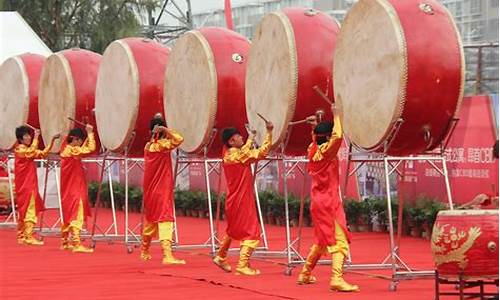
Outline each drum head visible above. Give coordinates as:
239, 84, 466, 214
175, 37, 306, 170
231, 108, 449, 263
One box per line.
334, 0, 406, 150
95, 40, 139, 152
0, 57, 29, 150
164, 31, 217, 154
38, 53, 76, 152
246, 12, 297, 149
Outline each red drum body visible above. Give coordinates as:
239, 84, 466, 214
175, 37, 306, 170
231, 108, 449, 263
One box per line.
246, 8, 339, 156
95, 38, 170, 156
334, 0, 464, 156
431, 210, 499, 278
0, 53, 46, 150
38, 49, 101, 153
164, 27, 249, 157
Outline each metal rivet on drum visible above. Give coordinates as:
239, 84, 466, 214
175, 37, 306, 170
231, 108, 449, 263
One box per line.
304, 8, 318, 16
419, 3, 434, 15
488, 241, 497, 252
232, 53, 244, 63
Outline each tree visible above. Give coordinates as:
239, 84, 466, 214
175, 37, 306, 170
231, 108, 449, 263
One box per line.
0, 0, 162, 53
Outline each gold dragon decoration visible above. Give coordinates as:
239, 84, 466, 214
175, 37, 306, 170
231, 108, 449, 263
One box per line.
431, 223, 482, 269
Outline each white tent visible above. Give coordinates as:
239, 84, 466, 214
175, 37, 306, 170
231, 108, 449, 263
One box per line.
0, 11, 52, 64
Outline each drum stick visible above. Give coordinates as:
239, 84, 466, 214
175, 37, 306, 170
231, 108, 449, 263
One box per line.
25, 123, 37, 130
67, 116, 86, 127
289, 119, 308, 126
313, 85, 333, 105
256, 112, 270, 123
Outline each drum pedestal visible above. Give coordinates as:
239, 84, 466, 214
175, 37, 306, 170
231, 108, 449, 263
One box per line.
435, 271, 499, 300
0, 153, 16, 228
340, 118, 460, 291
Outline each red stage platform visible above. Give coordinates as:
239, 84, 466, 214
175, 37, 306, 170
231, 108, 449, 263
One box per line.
0, 211, 492, 299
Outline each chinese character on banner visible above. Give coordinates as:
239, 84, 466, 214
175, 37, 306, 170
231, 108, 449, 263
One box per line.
399, 96, 499, 204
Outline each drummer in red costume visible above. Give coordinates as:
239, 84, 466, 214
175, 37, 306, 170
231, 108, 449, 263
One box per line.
212, 121, 273, 276
296, 104, 359, 292
59, 124, 96, 253
140, 116, 186, 265
14, 126, 59, 245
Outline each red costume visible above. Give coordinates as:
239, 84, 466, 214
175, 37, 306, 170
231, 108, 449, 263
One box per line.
297, 115, 359, 292
14, 138, 47, 221
140, 128, 186, 265
213, 132, 272, 276
14, 137, 51, 245
307, 135, 350, 247
59, 132, 96, 253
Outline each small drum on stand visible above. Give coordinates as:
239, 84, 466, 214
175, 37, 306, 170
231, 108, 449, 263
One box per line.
0, 53, 46, 150
432, 209, 499, 299
334, 0, 464, 156
245, 8, 340, 156
38, 48, 102, 152
95, 38, 170, 156
432, 209, 499, 278
164, 27, 250, 157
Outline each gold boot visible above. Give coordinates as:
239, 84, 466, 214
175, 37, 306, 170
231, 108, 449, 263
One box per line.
140, 235, 153, 261
297, 244, 325, 284
330, 252, 359, 292
213, 235, 232, 272
60, 225, 73, 250
235, 242, 260, 276
161, 240, 186, 265
16, 222, 25, 244
71, 227, 94, 253
23, 222, 44, 246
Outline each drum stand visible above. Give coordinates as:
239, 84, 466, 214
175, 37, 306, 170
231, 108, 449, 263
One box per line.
435, 271, 499, 300
171, 129, 269, 254
86, 156, 121, 247
0, 153, 17, 228
38, 157, 64, 236
342, 118, 459, 291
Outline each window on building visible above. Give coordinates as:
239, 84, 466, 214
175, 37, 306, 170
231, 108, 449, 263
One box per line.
470, 0, 481, 14
490, 0, 499, 8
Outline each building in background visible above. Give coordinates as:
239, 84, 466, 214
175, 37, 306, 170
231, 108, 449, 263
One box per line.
442, 0, 498, 95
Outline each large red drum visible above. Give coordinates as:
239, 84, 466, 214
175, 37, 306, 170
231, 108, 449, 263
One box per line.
245, 8, 339, 156
164, 27, 249, 157
334, 0, 464, 156
431, 210, 499, 278
95, 38, 169, 156
38, 49, 101, 153
0, 53, 46, 150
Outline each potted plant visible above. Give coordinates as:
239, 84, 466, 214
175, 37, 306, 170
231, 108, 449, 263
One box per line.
420, 196, 446, 239
359, 198, 376, 232
343, 199, 362, 232
408, 205, 425, 237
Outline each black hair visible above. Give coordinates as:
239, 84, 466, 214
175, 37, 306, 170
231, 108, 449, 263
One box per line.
150, 116, 167, 138
15, 126, 31, 142
222, 127, 240, 147
67, 128, 86, 143
494, 140, 499, 159
150, 116, 166, 132
314, 122, 333, 145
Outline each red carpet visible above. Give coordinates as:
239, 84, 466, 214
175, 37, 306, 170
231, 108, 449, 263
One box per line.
0, 210, 491, 299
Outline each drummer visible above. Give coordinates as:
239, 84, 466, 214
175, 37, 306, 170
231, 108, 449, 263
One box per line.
14, 125, 59, 245
139, 114, 186, 265
59, 124, 96, 253
296, 104, 359, 292
212, 121, 273, 276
